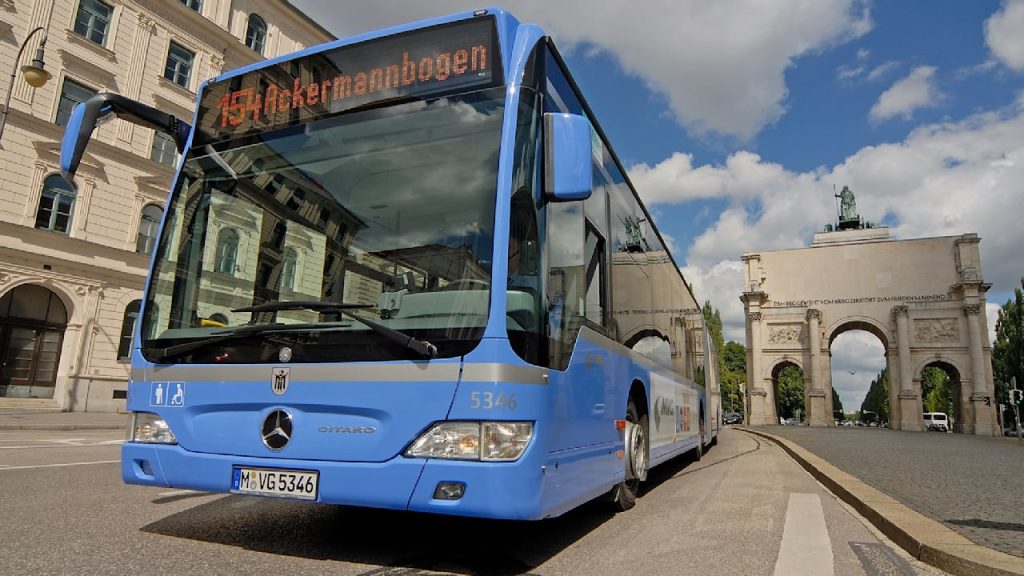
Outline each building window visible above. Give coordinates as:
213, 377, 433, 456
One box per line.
281, 248, 297, 292
137, 204, 163, 255
117, 300, 141, 362
56, 78, 97, 126
35, 175, 77, 234
245, 14, 267, 55
181, 0, 202, 12
73, 0, 113, 46
151, 131, 177, 167
164, 42, 194, 88
215, 228, 239, 275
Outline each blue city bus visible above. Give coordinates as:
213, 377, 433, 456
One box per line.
60, 8, 719, 520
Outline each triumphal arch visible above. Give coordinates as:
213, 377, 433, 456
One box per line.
740, 189, 998, 435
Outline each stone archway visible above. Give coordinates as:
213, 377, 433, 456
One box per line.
740, 229, 998, 435
915, 358, 965, 433
769, 360, 806, 424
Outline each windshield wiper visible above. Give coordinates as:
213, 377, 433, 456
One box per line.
233, 300, 438, 358
150, 321, 342, 363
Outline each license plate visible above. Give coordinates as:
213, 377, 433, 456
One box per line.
231, 467, 319, 500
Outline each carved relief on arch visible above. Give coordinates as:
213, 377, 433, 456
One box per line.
913, 318, 960, 344
767, 324, 804, 345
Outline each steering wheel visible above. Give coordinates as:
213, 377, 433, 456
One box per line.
441, 279, 491, 291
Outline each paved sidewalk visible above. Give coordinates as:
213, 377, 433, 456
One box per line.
745, 425, 1024, 576
0, 408, 129, 431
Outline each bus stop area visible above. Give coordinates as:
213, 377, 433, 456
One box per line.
745, 425, 1024, 576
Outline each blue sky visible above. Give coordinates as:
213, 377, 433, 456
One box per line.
292, 1, 1024, 410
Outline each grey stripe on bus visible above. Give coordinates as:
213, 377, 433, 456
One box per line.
135, 363, 548, 385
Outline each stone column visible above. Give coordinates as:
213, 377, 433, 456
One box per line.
893, 306, 921, 430
806, 309, 828, 426
747, 311, 768, 425
964, 304, 997, 435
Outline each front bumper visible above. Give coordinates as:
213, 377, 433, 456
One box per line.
122, 443, 546, 519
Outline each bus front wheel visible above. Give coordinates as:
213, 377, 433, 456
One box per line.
610, 398, 647, 511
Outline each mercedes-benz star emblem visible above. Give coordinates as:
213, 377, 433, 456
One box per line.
261, 409, 293, 450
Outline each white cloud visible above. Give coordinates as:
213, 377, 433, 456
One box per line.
866, 61, 900, 82
869, 66, 942, 122
985, 0, 1024, 71
830, 331, 886, 410
292, 0, 871, 140
633, 101, 1024, 346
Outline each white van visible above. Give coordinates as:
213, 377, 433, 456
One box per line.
923, 412, 949, 432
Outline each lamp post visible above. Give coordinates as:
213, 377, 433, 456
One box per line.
0, 26, 52, 142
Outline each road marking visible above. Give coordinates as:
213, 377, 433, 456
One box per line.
0, 441, 123, 449
773, 493, 834, 576
0, 460, 119, 471
158, 490, 200, 497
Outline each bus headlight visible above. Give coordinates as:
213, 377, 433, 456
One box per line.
406, 422, 532, 461
131, 412, 177, 444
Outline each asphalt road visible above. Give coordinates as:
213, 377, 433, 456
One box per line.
764, 425, 1024, 558
0, 428, 947, 575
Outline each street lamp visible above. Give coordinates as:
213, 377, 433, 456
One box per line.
0, 26, 51, 141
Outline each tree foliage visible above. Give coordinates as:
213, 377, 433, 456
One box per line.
993, 278, 1024, 420
921, 366, 952, 415
860, 369, 889, 422
703, 302, 747, 417
832, 386, 844, 414
776, 365, 805, 420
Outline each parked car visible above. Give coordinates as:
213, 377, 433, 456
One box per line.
783, 418, 801, 426
1005, 424, 1022, 437
723, 412, 743, 425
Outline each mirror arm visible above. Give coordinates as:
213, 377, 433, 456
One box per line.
61, 92, 195, 183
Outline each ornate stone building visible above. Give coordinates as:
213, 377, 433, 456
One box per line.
0, 0, 332, 411
741, 227, 997, 436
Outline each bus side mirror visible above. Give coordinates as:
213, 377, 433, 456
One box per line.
60, 98, 110, 184
61, 92, 191, 184
544, 112, 592, 202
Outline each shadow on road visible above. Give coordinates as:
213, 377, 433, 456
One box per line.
140, 447, 714, 574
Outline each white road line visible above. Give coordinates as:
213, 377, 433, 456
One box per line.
773, 492, 834, 576
0, 460, 119, 471
158, 490, 200, 497
0, 442, 123, 450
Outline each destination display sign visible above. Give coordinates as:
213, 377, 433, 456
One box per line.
196, 16, 501, 143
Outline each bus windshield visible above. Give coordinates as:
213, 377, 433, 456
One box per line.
141, 86, 505, 363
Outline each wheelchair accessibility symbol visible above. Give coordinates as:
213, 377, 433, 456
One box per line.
151, 382, 186, 407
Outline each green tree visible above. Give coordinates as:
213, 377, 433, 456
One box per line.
860, 369, 889, 422
920, 367, 952, 415
832, 386, 845, 415
993, 278, 1023, 421
722, 341, 746, 375
776, 365, 805, 420
701, 302, 747, 418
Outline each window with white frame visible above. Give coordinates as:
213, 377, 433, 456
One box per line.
164, 41, 194, 88
215, 228, 239, 275
245, 14, 267, 55
117, 300, 141, 361
56, 78, 97, 126
151, 131, 177, 167
35, 174, 77, 234
73, 0, 113, 46
137, 204, 163, 255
